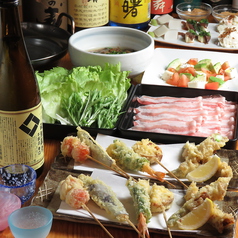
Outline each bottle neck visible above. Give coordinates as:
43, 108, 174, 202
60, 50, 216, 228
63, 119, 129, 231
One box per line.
0, 0, 21, 38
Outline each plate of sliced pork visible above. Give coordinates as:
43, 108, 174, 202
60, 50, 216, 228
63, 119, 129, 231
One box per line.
118, 84, 238, 149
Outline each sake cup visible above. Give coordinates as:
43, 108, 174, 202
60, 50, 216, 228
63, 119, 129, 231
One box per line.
0, 164, 36, 204
0, 191, 21, 231
8, 206, 53, 238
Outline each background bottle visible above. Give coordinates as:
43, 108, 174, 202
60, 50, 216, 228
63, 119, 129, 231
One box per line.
109, 0, 151, 30
0, 0, 44, 177
68, 0, 109, 31
21, 0, 68, 30
151, 0, 173, 17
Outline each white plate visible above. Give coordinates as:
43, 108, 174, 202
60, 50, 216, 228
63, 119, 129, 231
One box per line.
148, 15, 238, 51
141, 48, 238, 91
57, 169, 184, 230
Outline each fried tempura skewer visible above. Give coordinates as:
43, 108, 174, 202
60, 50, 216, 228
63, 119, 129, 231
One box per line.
126, 177, 152, 238
137, 179, 174, 238
79, 174, 142, 237
106, 139, 175, 186
61, 134, 130, 179
59, 175, 115, 238
132, 139, 187, 188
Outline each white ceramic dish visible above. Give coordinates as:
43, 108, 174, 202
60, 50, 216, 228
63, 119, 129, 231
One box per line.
148, 15, 238, 51
141, 48, 238, 91
69, 26, 155, 76
57, 169, 184, 231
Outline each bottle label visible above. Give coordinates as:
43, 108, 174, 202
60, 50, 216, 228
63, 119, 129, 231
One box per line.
0, 103, 44, 171
109, 0, 150, 25
22, 0, 68, 30
68, 0, 109, 28
151, 0, 173, 14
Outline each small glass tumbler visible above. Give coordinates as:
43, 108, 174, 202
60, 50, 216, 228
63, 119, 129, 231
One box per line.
0, 164, 36, 204
8, 206, 53, 238
0, 191, 21, 231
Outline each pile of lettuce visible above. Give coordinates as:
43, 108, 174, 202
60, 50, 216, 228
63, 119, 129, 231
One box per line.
36, 63, 131, 129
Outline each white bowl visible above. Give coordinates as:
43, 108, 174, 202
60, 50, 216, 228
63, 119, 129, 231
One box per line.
68, 26, 155, 77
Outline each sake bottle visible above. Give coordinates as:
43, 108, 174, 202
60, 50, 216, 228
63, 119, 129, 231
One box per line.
0, 0, 44, 176
109, 0, 151, 30
68, 0, 109, 31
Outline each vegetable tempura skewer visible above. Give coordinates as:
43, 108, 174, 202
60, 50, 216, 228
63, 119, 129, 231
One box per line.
137, 179, 174, 238
59, 175, 114, 238
106, 139, 173, 186
132, 139, 188, 188
79, 174, 141, 237
126, 177, 152, 238
76, 127, 130, 178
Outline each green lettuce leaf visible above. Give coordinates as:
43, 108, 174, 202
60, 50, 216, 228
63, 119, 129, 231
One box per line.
35, 63, 131, 128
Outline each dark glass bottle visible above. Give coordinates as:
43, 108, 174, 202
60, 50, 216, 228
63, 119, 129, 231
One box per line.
0, 0, 44, 177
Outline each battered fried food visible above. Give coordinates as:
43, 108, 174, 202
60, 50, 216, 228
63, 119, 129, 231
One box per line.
132, 139, 163, 164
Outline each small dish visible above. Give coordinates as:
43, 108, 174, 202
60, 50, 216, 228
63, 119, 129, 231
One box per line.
212, 4, 238, 22
8, 206, 53, 238
176, 2, 212, 21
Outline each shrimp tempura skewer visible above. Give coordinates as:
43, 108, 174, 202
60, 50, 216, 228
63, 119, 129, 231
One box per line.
61, 134, 129, 179
126, 177, 152, 238
79, 174, 141, 237
59, 175, 114, 238
106, 139, 170, 184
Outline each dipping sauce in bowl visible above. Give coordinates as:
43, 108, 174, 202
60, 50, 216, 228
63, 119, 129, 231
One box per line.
90, 47, 135, 54
176, 2, 212, 21
212, 4, 238, 22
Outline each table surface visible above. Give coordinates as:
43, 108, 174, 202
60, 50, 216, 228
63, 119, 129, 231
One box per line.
1, 13, 238, 238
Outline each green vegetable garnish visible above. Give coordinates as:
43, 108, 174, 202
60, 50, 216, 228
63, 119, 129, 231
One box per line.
150, 19, 158, 26
148, 31, 155, 38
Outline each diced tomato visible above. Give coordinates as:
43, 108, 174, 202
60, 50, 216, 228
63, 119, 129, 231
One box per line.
177, 74, 189, 87
187, 58, 198, 65
201, 68, 216, 80
178, 67, 196, 76
167, 67, 177, 73
218, 68, 225, 75
205, 82, 219, 90
221, 61, 230, 70
166, 72, 179, 86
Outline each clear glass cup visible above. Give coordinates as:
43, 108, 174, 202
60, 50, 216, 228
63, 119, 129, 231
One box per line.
0, 164, 36, 204
0, 191, 21, 231
8, 206, 53, 238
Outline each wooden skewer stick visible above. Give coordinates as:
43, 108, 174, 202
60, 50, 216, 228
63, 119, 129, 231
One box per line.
125, 218, 144, 238
155, 159, 188, 189
162, 208, 173, 238
82, 204, 114, 238
87, 155, 130, 179
140, 153, 188, 188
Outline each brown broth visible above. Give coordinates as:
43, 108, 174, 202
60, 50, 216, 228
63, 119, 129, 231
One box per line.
90, 47, 135, 54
